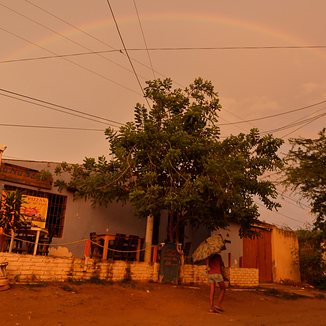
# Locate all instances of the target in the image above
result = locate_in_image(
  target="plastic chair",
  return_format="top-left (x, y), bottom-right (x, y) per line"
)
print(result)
top-left (37, 228), bottom-right (55, 256)
top-left (125, 235), bottom-right (140, 261)
top-left (108, 234), bottom-right (127, 260)
top-left (12, 226), bottom-right (35, 255)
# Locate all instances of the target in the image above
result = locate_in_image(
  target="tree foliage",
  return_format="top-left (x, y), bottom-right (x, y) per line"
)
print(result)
top-left (55, 78), bottom-right (284, 240)
top-left (0, 189), bottom-right (28, 234)
top-left (294, 227), bottom-right (326, 290)
top-left (283, 129), bottom-right (326, 233)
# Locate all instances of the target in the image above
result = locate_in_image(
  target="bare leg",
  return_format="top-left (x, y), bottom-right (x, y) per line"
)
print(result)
top-left (215, 281), bottom-right (226, 311)
top-left (209, 282), bottom-right (215, 311)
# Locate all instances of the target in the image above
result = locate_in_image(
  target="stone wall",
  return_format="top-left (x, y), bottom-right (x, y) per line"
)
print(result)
top-left (0, 253), bottom-right (259, 287)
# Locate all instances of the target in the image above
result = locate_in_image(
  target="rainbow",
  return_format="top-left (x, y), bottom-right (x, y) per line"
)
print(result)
top-left (3, 11), bottom-right (326, 64)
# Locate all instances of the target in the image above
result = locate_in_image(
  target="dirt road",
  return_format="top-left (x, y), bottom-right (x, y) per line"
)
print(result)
top-left (0, 281), bottom-right (325, 326)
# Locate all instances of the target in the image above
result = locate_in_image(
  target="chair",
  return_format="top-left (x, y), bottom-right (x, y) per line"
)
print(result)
top-left (89, 232), bottom-right (103, 259)
top-left (183, 242), bottom-right (192, 263)
top-left (12, 226), bottom-right (35, 255)
top-left (108, 233), bottom-right (127, 260)
top-left (37, 228), bottom-right (55, 256)
top-left (125, 235), bottom-right (139, 261)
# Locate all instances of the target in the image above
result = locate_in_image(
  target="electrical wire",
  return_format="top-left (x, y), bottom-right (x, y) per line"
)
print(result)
top-left (0, 26), bottom-right (142, 96)
top-left (219, 100), bottom-right (326, 126)
top-left (260, 112), bottom-right (326, 136)
top-left (0, 50), bottom-right (119, 64)
top-left (106, 0), bottom-right (151, 110)
top-left (23, 0), bottom-right (171, 82)
top-left (255, 201), bottom-right (307, 224)
top-left (133, 0), bottom-right (156, 79)
top-left (3, 44), bottom-right (326, 65)
top-left (0, 123), bottom-right (111, 132)
top-left (0, 3), bottom-right (150, 82)
top-left (0, 88), bottom-right (124, 127)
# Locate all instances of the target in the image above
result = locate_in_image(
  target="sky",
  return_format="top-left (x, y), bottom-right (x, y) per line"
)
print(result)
top-left (1, 0), bottom-right (326, 230)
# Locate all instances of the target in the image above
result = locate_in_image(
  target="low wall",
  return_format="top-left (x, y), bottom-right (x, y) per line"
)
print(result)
top-left (228, 267), bottom-right (259, 287)
top-left (0, 253), bottom-right (259, 287)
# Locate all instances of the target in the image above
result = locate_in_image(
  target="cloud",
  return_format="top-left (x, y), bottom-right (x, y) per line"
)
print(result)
top-left (300, 82), bottom-right (323, 95)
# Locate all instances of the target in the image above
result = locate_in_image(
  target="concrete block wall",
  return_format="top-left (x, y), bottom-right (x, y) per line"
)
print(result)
top-left (0, 253), bottom-right (159, 283)
top-left (0, 253), bottom-right (259, 287)
top-left (181, 264), bottom-right (207, 284)
top-left (229, 267), bottom-right (259, 287)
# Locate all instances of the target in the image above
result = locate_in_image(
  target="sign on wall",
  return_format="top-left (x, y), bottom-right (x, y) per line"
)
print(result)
top-left (159, 243), bottom-right (180, 284)
top-left (21, 195), bottom-right (49, 228)
top-left (0, 163), bottom-right (52, 189)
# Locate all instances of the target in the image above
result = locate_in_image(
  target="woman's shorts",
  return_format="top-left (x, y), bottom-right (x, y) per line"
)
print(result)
top-left (207, 273), bottom-right (223, 283)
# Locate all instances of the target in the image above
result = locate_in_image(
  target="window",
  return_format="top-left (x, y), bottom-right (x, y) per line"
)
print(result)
top-left (4, 185), bottom-right (67, 238)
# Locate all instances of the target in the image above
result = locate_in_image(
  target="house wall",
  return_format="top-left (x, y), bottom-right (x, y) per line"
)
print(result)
top-left (1, 159), bottom-right (209, 259)
top-left (271, 226), bottom-right (301, 283)
top-left (212, 222), bottom-right (243, 268)
top-left (213, 222), bottom-right (301, 284)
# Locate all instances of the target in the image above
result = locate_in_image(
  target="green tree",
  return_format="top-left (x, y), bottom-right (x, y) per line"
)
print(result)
top-left (294, 226), bottom-right (326, 290)
top-left (55, 78), bottom-right (284, 241)
top-left (283, 129), bottom-right (326, 233)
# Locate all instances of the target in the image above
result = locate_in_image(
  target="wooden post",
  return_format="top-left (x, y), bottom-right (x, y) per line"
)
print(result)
top-left (84, 239), bottom-right (90, 258)
top-left (153, 245), bottom-right (158, 263)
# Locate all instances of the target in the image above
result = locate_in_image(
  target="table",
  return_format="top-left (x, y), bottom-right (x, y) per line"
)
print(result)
top-left (96, 234), bottom-right (143, 261)
top-left (31, 227), bottom-right (49, 255)
top-left (9, 227), bottom-right (48, 255)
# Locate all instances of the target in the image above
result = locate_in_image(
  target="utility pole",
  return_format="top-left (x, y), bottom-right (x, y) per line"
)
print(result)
top-left (144, 214), bottom-right (154, 262)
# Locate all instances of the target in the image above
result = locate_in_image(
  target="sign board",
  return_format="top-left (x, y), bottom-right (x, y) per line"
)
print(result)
top-left (0, 163), bottom-right (52, 189)
top-left (21, 195), bottom-right (49, 228)
top-left (159, 243), bottom-right (180, 284)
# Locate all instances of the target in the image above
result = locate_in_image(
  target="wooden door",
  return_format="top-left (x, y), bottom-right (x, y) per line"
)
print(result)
top-left (243, 228), bottom-right (272, 282)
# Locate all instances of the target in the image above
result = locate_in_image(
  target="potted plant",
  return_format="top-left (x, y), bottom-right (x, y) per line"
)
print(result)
top-left (0, 189), bottom-right (28, 252)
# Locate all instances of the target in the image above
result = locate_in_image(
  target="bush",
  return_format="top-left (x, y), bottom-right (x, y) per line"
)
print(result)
top-left (296, 227), bottom-right (326, 290)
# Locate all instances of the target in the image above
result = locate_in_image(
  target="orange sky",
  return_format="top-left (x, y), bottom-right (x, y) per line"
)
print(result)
top-left (1, 0), bottom-right (325, 230)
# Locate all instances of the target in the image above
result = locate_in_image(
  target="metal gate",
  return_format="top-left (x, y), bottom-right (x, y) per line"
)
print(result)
top-left (242, 228), bottom-right (272, 283)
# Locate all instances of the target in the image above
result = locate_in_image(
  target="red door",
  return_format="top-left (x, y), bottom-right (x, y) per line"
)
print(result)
top-left (243, 228), bottom-right (272, 282)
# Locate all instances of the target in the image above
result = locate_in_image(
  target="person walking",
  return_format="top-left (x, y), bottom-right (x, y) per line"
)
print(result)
top-left (206, 253), bottom-right (226, 313)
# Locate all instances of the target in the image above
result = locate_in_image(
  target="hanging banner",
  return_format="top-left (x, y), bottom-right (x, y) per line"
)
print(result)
top-left (21, 195), bottom-right (48, 228)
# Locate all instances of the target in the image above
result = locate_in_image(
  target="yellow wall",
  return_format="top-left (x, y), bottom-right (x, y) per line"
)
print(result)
top-left (271, 226), bottom-right (301, 283)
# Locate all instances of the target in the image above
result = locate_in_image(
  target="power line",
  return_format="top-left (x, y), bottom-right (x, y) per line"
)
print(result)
top-left (23, 0), bottom-right (170, 82)
top-left (0, 123), bottom-right (109, 132)
top-left (106, 0), bottom-right (151, 110)
top-left (0, 26), bottom-right (142, 96)
top-left (0, 88), bottom-right (124, 127)
top-left (280, 113), bottom-right (326, 139)
top-left (219, 100), bottom-right (326, 126)
top-left (260, 112), bottom-right (326, 136)
top-left (3, 44), bottom-right (326, 65)
top-left (256, 201), bottom-right (307, 224)
top-left (0, 50), bottom-right (119, 64)
top-left (0, 3), bottom-right (148, 81)
top-left (135, 45), bottom-right (326, 51)
top-left (133, 0), bottom-right (156, 80)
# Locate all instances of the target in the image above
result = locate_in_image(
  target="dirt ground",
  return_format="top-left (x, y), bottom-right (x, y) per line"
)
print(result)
top-left (0, 281), bottom-right (325, 326)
